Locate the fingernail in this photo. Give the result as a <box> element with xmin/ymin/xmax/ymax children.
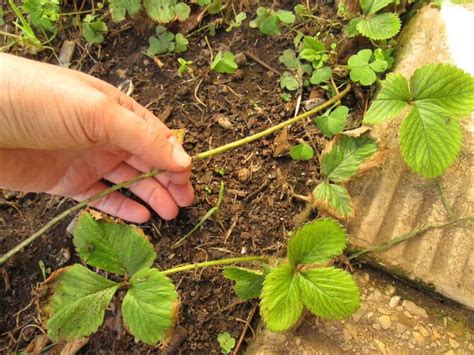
<box><xmin>169</xmin><ymin>136</ymin><xmax>191</xmax><ymax>167</ymax></box>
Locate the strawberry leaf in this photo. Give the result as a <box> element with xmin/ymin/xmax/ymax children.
<box><xmin>223</xmin><ymin>266</ymin><xmax>266</xmax><ymax>301</ymax></box>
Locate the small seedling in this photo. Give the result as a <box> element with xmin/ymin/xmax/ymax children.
<box><xmin>280</xmin><ymin>71</ymin><xmax>300</xmax><ymax>91</ymax></box>
<box><xmin>289</xmin><ymin>143</ymin><xmax>315</xmax><ymax>161</ymax></box>
<box><xmin>147</xmin><ymin>26</ymin><xmax>188</xmax><ymax>56</ymax></box>
<box><xmin>22</xmin><ymin>0</ymin><xmax>60</xmax><ymax>33</ymax></box>
<box><xmin>315</xmin><ymin>106</ymin><xmax>349</xmax><ymax>138</ymax></box>
<box><xmin>312</xmin><ymin>135</ymin><xmax>378</xmax><ymax>219</ymax></box>
<box><xmin>299</xmin><ymin>36</ymin><xmax>329</xmax><ymax>69</ymax></box>
<box><xmin>210</xmin><ymin>51</ymin><xmax>238</xmax><ymax>74</ymax></box>
<box><xmin>226</xmin><ymin>12</ymin><xmax>246</xmax><ymax>32</ymax></box>
<box><xmin>363</xmin><ymin>63</ymin><xmax>474</xmax><ymax>178</ymax></box>
<box><xmin>348</xmin><ymin>49</ymin><xmax>388</xmax><ymax>86</ymax></box>
<box><xmin>280</xmin><ymin>92</ymin><xmax>293</xmax><ymax>102</ymax></box>
<box><xmin>82</xmin><ymin>14</ymin><xmax>108</xmax><ymax>44</ymax></box>
<box><xmin>109</xmin><ymin>0</ymin><xmax>141</xmax><ymax>22</ymax></box>
<box><xmin>177</xmin><ymin>58</ymin><xmax>193</xmax><ymax>76</ymax></box>
<box><xmin>346</xmin><ymin>0</ymin><xmax>401</xmax><ymax>40</ymax></box>
<box><xmin>38</xmin><ymin>260</ymin><xmax>48</xmax><ymax>280</ymax></box>
<box><xmin>217</xmin><ymin>332</ymin><xmax>235</xmax><ymax>354</ymax></box>
<box><xmin>250</xmin><ymin>7</ymin><xmax>295</xmax><ymax>35</ymax></box>
<box><xmin>143</xmin><ymin>0</ymin><xmax>190</xmax><ymax>23</ymax></box>
<box><xmin>278</xmin><ymin>49</ymin><xmax>312</xmax><ymax>92</ymax></box>
<box><xmin>310</xmin><ymin>67</ymin><xmax>333</xmax><ymax>85</ymax></box>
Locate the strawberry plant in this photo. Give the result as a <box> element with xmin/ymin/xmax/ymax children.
<box><xmin>226</xmin><ymin>11</ymin><xmax>246</xmax><ymax>32</ymax></box>
<box><xmin>147</xmin><ymin>25</ymin><xmax>188</xmax><ymax>56</ymax></box>
<box><xmin>177</xmin><ymin>57</ymin><xmax>193</xmax><ymax>76</ymax></box>
<box><xmin>346</xmin><ymin>0</ymin><xmax>401</xmax><ymax>40</ymax></box>
<box><xmin>315</xmin><ymin>106</ymin><xmax>349</xmax><ymax>138</ymax></box>
<box><xmin>217</xmin><ymin>332</ymin><xmax>236</xmax><ymax>354</ymax></box>
<box><xmin>290</xmin><ymin>143</ymin><xmax>315</xmax><ymax>161</ymax></box>
<box><xmin>22</xmin><ymin>0</ymin><xmax>60</xmax><ymax>33</ymax></box>
<box><xmin>299</xmin><ymin>36</ymin><xmax>329</xmax><ymax>69</ymax></box>
<box><xmin>82</xmin><ymin>15</ymin><xmax>108</xmax><ymax>44</ymax></box>
<box><xmin>210</xmin><ymin>51</ymin><xmax>238</xmax><ymax>74</ymax></box>
<box><xmin>39</xmin><ymin>212</ymin><xmax>359</xmax><ymax>343</ymax></box>
<box><xmin>250</xmin><ymin>7</ymin><xmax>295</xmax><ymax>35</ymax></box>
<box><xmin>363</xmin><ymin>63</ymin><xmax>474</xmax><ymax>178</ymax></box>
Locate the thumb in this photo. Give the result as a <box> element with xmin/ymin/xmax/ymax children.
<box><xmin>101</xmin><ymin>103</ymin><xmax>192</xmax><ymax>172</ymax></box>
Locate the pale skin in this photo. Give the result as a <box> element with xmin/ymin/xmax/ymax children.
<box><xmin>0</xmin><ymin>53</ymin><xmax>194</xmax><ymax>223</ymax></box>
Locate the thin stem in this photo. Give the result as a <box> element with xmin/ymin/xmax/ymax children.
<box><xmin>0</xmin><ymin>169</ymin><xmax>160</xmax><ymax>265</ymax></box>
<box><xmin>0</xmin><ymin>86</ymin><xmax>351</xmax><ymax>265</ymax></box>
<box><xmin>195</xmin><ymin>84</ymin><xmax>351</xmax><ymax>160</ymax></box>
<box><xmin>348</xmin><ymin>216</ymin><xmax>474</xmax><ymax>261</ymax></box>
<box><xmin>436</xmin><ymin>180</ymin><xmax>455</xmax><ymax>220</ymax></box>
<box><xmin>162</xmin><ymin>256</ymin><xmax>267</xmax><ymax>275</ymax></box>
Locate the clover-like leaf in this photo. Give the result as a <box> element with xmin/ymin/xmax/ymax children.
<box><xmin>312</xmin><ymin>182</ymin><xmax>353</xmax><ymax>219</ymax></box>
<box><xmin>223</xmin><ymin>267</ymin><xmax>265</xmax><ymax>301</ymax></box>
<box><xmin>288</xmin><ymin>219</ymin><xmax>346</xmax><ymax>267</ymax></box>
<box><xmin>275</xmin><ymin>10</ymin><xmax>296</xmax><ymax>24</ymax></box>
<box><xmin>109</xmin><ymin>0</ymin><xmax>141</xmax><ymax>22</ymax></box>
<box><xmin>72</xmin><ymin>211</ymin><xmax>156</xmax><ymax>276</ymax></box>
<box><xmin>280</xmin><ymin>71</ymin><xmax>300</xmax><ymax>91</ymax></box>
<box><xmin>122</xmin><ymin>268</ymin><xmax>178</xmax><ymax>345</ymax></box>
<box><xmin>211</xmin><ymin>51</ymin><xmax>238</xmax><ymax>74</ymax></box>
<box><xmin>174</xmin><ymin>2</ymin><xmax>190</xmax><ymax>21</ymax></box>
<box><xmin>250</xmin><ymin>7</ymin><xmax>294</xmax><ymax>35</ymax></box>
<box><xmin>260</xmin><ymin>264</ymin><xmax>303</xmax><ymax>332</ymax></box>
<box><xmin>82</xmin><ymin>15</ymin><xmax>108</xmax><ymax>44</ymax></box>
<box><xmin>147</xmin><ymin>29</ymin><xmax>175</xmax><ymax>56</ymax></box>
<box><xmin>321</xmin><ymin>135</ymin><xmax>378</xmax><ymax>182</ymax></box>
<box><xmin>217</xmin><ymin>332</ymin><xmax>236</xmax><ymax>354</ymax></box>
<box><xmin>356</xmin><ymin>13</ymin><xmax>401</xmax><ymax>40</ymax></box>
<box><xmin>363</xmin><ymin>73</ymin><xmax>410</xmax><ymax>124</ymax></box>
<box><xmin>298</xmin><ymin>267</ymin><xmax>360</xmax><ymax>319</ymax></box>
<box><xmin>348</xmin><ymin>49</ymin><xmax>388</xmax><ymax>86</ymax></box>
<box><xmin>175</xmin><ymin>33</ymin><xmax>188</xmax><ymax>53</ymax></box>
<box><xmin>315</xmin><ymin>105</ymin><xmax>348</xmax><ymax>138</ymax></box>
<box><xmin>289</xmin><ymin>143</ymin><xmax>315</xmax><ymax>160</ymax></box>
<box><xmin>226</xmin><ymin>12</ymin><xmax>247</xmax><ymax>32</ymax></box>
<box><xmin>44</xmin><ymin>264</ymin><xmax>119</xmax><ymax>341</ymax></box>
<box><xmin>144</xmin><ymin>0</ymin><xmax>175</xmax><ymax>23</ymax></box>
<box><xmin>310</xmin><ymin>66</ymin><xmax>332</xmax><ymax>85</ymax></box>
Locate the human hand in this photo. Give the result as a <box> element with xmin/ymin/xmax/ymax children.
<box><xmin>0</xmin><ymin>53</ymin><xmax>194</xmax><ymax>223</ymax></box>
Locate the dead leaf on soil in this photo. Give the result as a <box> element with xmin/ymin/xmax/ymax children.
<box><xmin>178</xmin><ymin>8</ymin><xmax>208</xmax><ymax>33</ymax></box>
<box><xmin>343</xmin><ymin>126</ymin><xmax>371</xmax><ymax>137</ymax></box>
<box><xmin>25</xmin><ymin>333</ymin><xmax>49</xmax><ymax>354</ymax></box>
<box><xmin>54</xmin><ymin>338</ymin><xmax>89</xmax><ymax>355</ymax></box>
<box><xmin>273</xmin><ymin>127</ymin><xmax>290</xmax><ymax>157</ymax></box>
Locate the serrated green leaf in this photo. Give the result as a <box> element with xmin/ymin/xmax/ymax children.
<box><xmin>275</xmin><ymin>10</ymin><xmax>295</xmax><ymax>24</ymax></box>
<box><xmin>175</xmin><ymin>2</ymin><xmax>190</xmax><ymax>21</ymax></box>
<box><xmin>109</xmin><ymin>0</ymin><xmax>141</xmax><ymax>22</ymax></box>
<box><xmin>315</xmin><ymin>105</ymin><xmax>348</xmax><ymax>138</ymax></box>
<box><xmin>357</xmin><ymin>13</ymin><xmax>401</xmax><ymax>40</ymax></box>
<box><xmin>260</xmin><ymin>264</ymin><xmax>303</xmax><ymax>332</ymax></box>
<box><xmin>223</xmin><ymin>267</ymin><xmax>265</xmax><ymax>300</ymax></box>
<box><xmin>400</xmin><ymin>105</ymin><xmax>462</xmax><ymax>178</ymax></box>
<box><xmin>279</xmin><ymin>49</ymin><xmax>300</xmax><ymax>70</ymax></box>
<box><xmin>346</xmin><ymin>17</ymin><xmax>362</xmax><ymax>37</ymax></box>
<box><xmin>312</xmin><ymin>182</ymin><xmax>353</xmax><ymax>219</ymax></box>
<box><xmin>144</xmin><ymin>0</ymin><xmax>176</xmax><ymax>23</ymax></box>
<box><xmin>280</xmin><ymin>71</ymin><xmax>300</xmax><ymax>91</ymax></box>
<box><xmin>322</xmin><ymin>135</ymin><xmax>378</xmax><ymax>182</ymax></box>
<box><xmin>72</xmin><ymin>211</ymin><xmax>156</xmax><ymax>276</ymax></box>
<box><xmin>298</xmin><ymin>267</ymin><xmax>360</xmax><ymax>319</ymax></box>
<box><xmin>363</xmin><ymin>73</ymin><xmax>410</xmax><ymax>124</ymax></box>
<box><xmin>410</xmin><ymin>64</ymin><xmax>474</xmax><ymax>117</ymax></box>
<box><xmin>122</xmin><ymin>268</ymin><xmax>178</xmax><ymax>345</ymax></box>
<box><xmin>45</xmin><ymin>264</ymin><xmax>119</xmax><ymax>341</ymax></box>
<box><xmin>289</xmin><ymin>143</ymin><xmax>314</xmax><ymax>160</ymax></box>
<box><xmin>288</xmin><ymin>219</ymin><xmax>346</xmax><ymax>266</ymax></box>
<box><xmin>210</xmin><ymin>51</ymin><xmax>238</xmax><ymax>74</ymax></box>
<box><xmin>360</xmin><ymin>0</ymin><xmax>393</xmax><ymax>15</ymax></box>
<box><xmin>310</xmin><ymin>67</ymin><xmax>333</xmax><ymax>85</ymax></box>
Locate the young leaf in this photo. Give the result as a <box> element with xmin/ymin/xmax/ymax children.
<box><xmin>72</xmin><ymin>211</ymin><xmax>156</xmax><ymax>276</ymax></box>
<box><xmin>109</xmin><ymin>0</ymin><xmax>141</xmax><ymax>22</ymax></box>
<box><xmin>174</xmin><ymin>33</ymin><xmax>188</xmax><ymax>53</ymax></box>
<box><xmin>223</xmin><ymin>267</ymin><xmax>265</xmax><ymax>301</ymax></box>
<box><xmin>143</xmin><ymin>0</ymin><xmax>187</xmax><ymax>23</ymax></box>
<box><xmin>250</xmin><ymin>7</ymin><xmax>293</xmax><ymax>35</ymax></box>
<box><xmin>363</xmin><ymin>73</ymin><xmax>410</xmax><ymax>124</ymax></box>
<box><xmin>23</xmin><ymin>0</ymin><xmax>60</xmax><ymax>32</ymax></box>
<box><xmin>348</xmin><ymin>49</ymin><xmax>388</xmax><ymax>86</ymax></box>
<box><xmin>45</xmin><ymin>264</ymin><xmax>119</xmax><ymax>341</ymax></box>
<box><xmin>226</xmin><ymin>12</ymin><xmax>246</xmax><ymax>32</ymax></box>
<box><xmin>82</xmin><ymin>15</ymin><xmax>108</xmax><ymax>44</ymax></box>
<box><xmin>312</xmin><ymin>182</ymin><xmax>354</xmax><ymax>219</ymax></box>
<box><xmin>147</xmin><ymin>30</ymin><xmax>175</xmax><ymax>56</ymax></box>
<box><xmin>279</xmin><ymin>49</ymin><xmax>300</xmax><ymax>71</ymax></box>
<box><xmin>260</xmin><ymin>264</ymin><xmax>303</xmax><ymax>332</ymax></box>
<box><xmin>122</xmin><ymin>268</ymin><xmax>178</xmax><ymax>345</ymax></box>
<box><xmin>217</xmin><ymin>332</ymin><xmax>236</xmax><ymax>354</ymax></box>
<box><xmin>280</xmin><ymin>71</ymin><xmax>300</xmax><ymax>91</ymax></box>
<box><xmin>174</xmin><ymin>2</ymin><xmax>190</xmax><ymax>21</ymax></box>
<box><xmin>211</xmin><ymin>51</ymin><xmax>238</xmax><ymax>74</ymax></box>
<box><xmin>298</xmin><ymin>267</ymin><xmax>360</xmax><ymax>319</ymax></box>
<box><xmin>321</xmin><ymin>135</ymin><xmax>378</xmax><ymax>182</ymax></box>
<box><xmin>315</xmin><ymin>106</ymin><xmax>348</xmax><ymax>138</ymax></box>
<box><xmin>360</xmin><ymin>0</ymin><xmax>393</xmax><ymax>15</ymax></box>
<box><xmin>288</xmin><ymin>219</ymin><xmax>346</xmax><ymax>267</ymax></box>
<box><xmin>275</xmin><ymin>10</ymin><xmax>296</xmax><ymax>24</ymax></box>
<box><xmin>289</xmin><ymin>143</ymin><xmax>315</xmax><ymax>160</ymax></box>
<box><xmin>400</xmin><ymin>106</ymin><xmax>462</xmax><ymax>178</ymax></box>
<box><xmin>299</xmin><ymin>37</ymin><xmax>328</xmax><ymax>69</ymax></box>
<box><xmin>356</xmin><ymin>13</ymin><xmax>401</xmax><ymax>40</ymax></box>
<box><xmin>310</xmin><ymin>67</ymin><xmax>332</xmax><ymax>85</ymax></box>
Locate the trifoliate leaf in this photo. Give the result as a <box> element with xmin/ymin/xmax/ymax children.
<box><xmin>72</xmin><ymin>211</ymin><xmax>156</xmax><ymax>276</ymax></box>
<box><xmin>363</xmin><ymin>73</ymin><xmax>410</xmax><ymax>124</ymax></box>
<box><xmin>122</xmin><ymin>268</ymin><xmax>178</xmax><ymax>345</ymax></box>
<box><xmin>260</xmin><ymin>264</ymin><xmax>303</xmax><ymax>332</ymax></box>
<box><xmin>174</xmin><ymin>2</ymin><xmax>190</xmax><ymax>21</ymax></box>
<box><xmin>109</xmin><ymin>0</ymin><xmax>141</xmax><ymax>22</ymax></box>
<box><xmin>310</xmin><ymin>67</ymin><xmax>333</xmax><ymax>85</ymax></box>
<box><xmin>280</xmin><ymin>71</ymin><xmax>300</xmax><ymax>91</ymax></box>
<box><xmin>223</xmin><ymin>267</ymin><xmax>265</xmax><ymax>301</ymax></box>
<box><xmin>44</xmin><ymin>264</ymin><xmax>119</xmax><ymax>341</ymax></box>
<box><xmin>356</xmin><ymin>13</ymin><xmax>401</xmax><ymax>40</ymax></box>
<box><xmin>289</xmin><ymin>143</ymin><xmax>315</xmax><ymax>160</ymax></box>
<box><xmin>410</xmin><ymin>64</ymin><xmax>474</xmax><ymax>118</ymax></box>
<box><xmin>348</xmin><ymin>49</ymin><xmax>387</xmax><ymax>86</ymax></box>
<box><xmin>217</xmin><ymin>332</ymin><xmax>236</xmax><ymax>354</ymax></box>
<box><xmin>312</xmin><ymin>182</ymin><xmax>354</xmax><ymax>219</ymax></box>
<box><xmin>360</xmin><ymin>0</ymin><xmax>393</xmax><ymax>15</ymax></box>
<box><xmin>288</xmin><ymin>219</ymin><xmax>346</xmax><ymax>267</ymax></box>
<box><xmin>315</xmin><ymin>105</ymin><xmax>348</xmax><ymax>138</ymax></box>
<box><xmin>275</xmin><ymin>10</ymin><xmax>296</xmax><ymax>24</ymax></box>
<box><xmin>174</xmin><ymin>33</ymin><xmax>188</xmax><ymax>53</ymax></box>
<box><xmin>211</xmin><ymin>51</ymin><xmax>238</xmax><ymax>74</ymax></box>
<box><xmin>147</xmin><ymin>30</ymin><xmax>175</xmax><ymax>56</ymax></box>
<box><xmin>321</xmin><ymin>135</ymin><xmax>378</xmax><ymax>182</ymax></box>
<box><xmin>279</xmin><ymin>49</ymin><xmax>300</xmax><ymax>70</ymax></box>
<box><xmin>82</xmin><ymin>16</ymin><xmax>108</xmax><ymax>44</ymax></box>
<box><xmin>298</xmin><ymin>267</ymin><xmax>360</xmax><ymax>319</ymax></box>
<box><xmin>400</xmin><ymin>105</ymin><xmax>462</xmax><ymax>178</ymax></box>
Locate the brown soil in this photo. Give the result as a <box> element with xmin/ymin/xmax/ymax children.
<box><xmin>0</xmin><ymin>2</ymin><xmax>368</xmax><ymax>353</ymax></box>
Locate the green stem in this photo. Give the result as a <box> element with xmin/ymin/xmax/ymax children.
<box><xmin>0</xmin><ymin>169</ymin><xmax>160</xmax><ymax>265</ymax></box>
<box><xmin>195</xmin><ymin>84</ymin><xmax>351</xmax><ymax>160</ymax></box>
<box><xmin>162</xmin><ymin>256</ymin><xmax>267</xmax><ymax>275</ymax></box>
<box><xmin>0</xmin><ymin>86</ymin><xmax>351</xmax><ymax>265</ymax></box>
<box><xmin>436</xmin><ymin>180</ymin><xmax>455</xmax><ymax>220</ymax></box>
<box><xmin>348</xmin><ymin>216</ymin><xmax>474</xmax><ymax>261</ymax></box>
